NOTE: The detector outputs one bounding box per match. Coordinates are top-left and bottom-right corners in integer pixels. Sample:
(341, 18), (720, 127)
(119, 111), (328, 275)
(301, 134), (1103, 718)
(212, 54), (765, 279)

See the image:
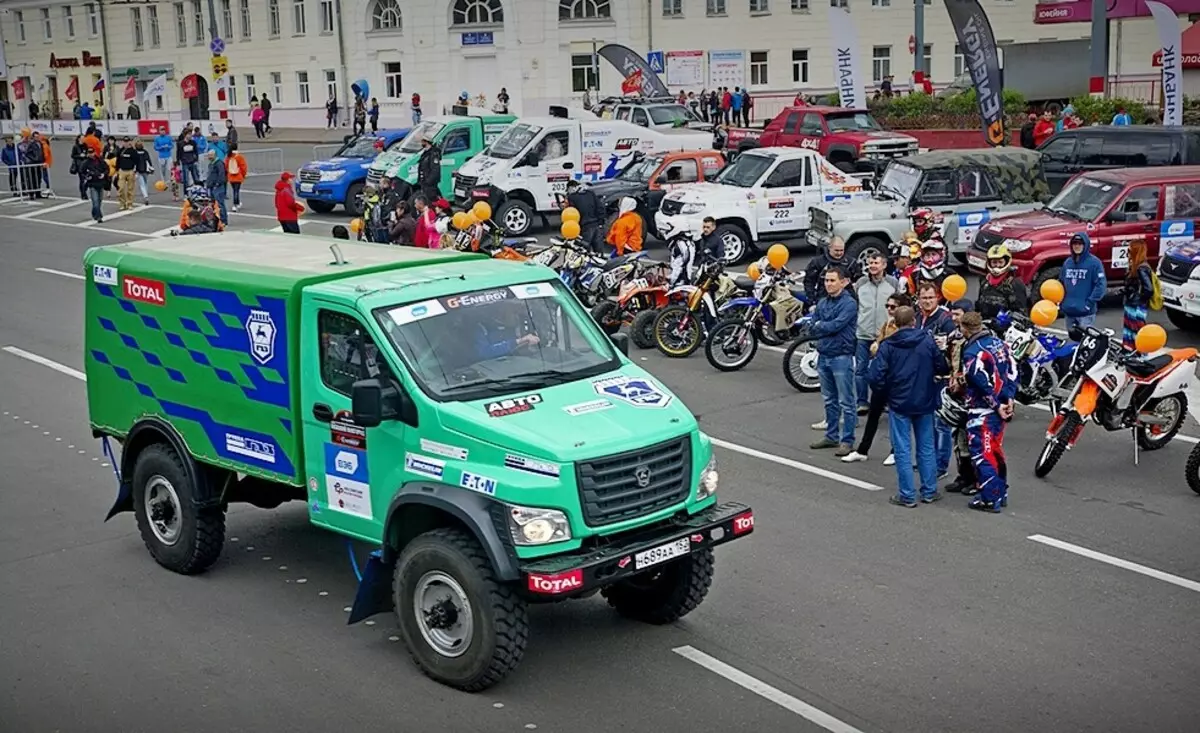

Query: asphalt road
(1, 143), (1199, 732)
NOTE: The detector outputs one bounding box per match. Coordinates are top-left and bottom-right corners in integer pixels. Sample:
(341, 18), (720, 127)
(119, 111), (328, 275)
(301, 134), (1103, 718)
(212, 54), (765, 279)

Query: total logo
(732, 511), (755, 536)
(123, 275), (166, 306)
(527, 569), (583, 594)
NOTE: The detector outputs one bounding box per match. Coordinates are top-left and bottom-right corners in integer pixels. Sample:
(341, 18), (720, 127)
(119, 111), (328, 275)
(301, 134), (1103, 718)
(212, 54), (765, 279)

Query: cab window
(319, 310), (396, 396)
(1105, 135), (1177, 167)
(632, 109), (649, 127)
(1039, 136), (1076, 163)
(799, 113), (824, 135)
(957, 169), (999, 201)
(535, 131), (570, 161)
(615, 106), (631, 121)
(802, 158), (813, 186)
(660, 159), (699, 184)
(764, 159), (803, 188)
(1165, 182), (1200, 218)
(442, 127), (471, 154)
(914, 170), (955, 204)
(1116, 184), (1161, 222)
(782, 112), (801, 135)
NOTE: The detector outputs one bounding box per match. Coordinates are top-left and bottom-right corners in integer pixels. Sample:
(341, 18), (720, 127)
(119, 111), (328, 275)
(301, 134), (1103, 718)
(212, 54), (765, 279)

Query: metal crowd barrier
(312, 144), (342, 160)
(2, 161), (54, 199)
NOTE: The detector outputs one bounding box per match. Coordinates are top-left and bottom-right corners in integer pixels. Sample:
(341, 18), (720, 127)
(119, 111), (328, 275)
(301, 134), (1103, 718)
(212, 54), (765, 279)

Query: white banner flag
(1147, 1), (1182, 126)
(828, 6), (865, 109)
(142, 73), (168, 101)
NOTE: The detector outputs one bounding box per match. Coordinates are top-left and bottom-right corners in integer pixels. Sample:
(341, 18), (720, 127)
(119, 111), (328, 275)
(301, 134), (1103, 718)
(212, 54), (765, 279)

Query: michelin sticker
(93, 264), (118, 286)
(420, 439), (468, 461)
(510, 282), (556, 299)
(592, 376), (672, 408)
(460, 471), (498, 495)
(564, 399), (613, 416)
(504, 453), (560, 478)
(389, 299), (447, 326)
(225, 433), (277, 464)
(246, 309), (277, 366)
(404, 452), (445, 480)
(323, 443), (372, 519)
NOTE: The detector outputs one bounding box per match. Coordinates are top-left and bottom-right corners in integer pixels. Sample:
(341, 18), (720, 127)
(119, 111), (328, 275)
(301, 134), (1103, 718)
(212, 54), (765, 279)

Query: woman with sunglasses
(842, 293), (911, 465)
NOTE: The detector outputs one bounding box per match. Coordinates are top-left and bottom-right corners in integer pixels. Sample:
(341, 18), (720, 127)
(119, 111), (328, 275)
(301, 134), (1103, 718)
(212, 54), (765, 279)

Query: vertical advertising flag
(123, 76), (137, 102)
(12, 78), (26, 101)
(64, 76), (80, 102)
(597, 44), (671, 98)
(142, 73), (168, 102)
(1147, 1), (1183, 126)
(943, 0), (1006, 146)
(827, 6), (865, 109)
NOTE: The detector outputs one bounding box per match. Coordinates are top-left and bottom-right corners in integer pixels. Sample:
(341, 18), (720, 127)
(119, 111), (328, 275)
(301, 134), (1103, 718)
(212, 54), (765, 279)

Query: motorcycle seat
(601, 253), (642, 272)
(1126, 353), (1172, 378)
(732, 274), (757, 291)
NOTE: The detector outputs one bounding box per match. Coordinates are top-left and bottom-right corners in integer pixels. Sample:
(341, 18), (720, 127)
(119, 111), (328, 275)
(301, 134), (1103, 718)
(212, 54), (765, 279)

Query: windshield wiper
(1049, 207), (1083, 220)
(440, 377), (520, 393)
(505, 368), (580, 385)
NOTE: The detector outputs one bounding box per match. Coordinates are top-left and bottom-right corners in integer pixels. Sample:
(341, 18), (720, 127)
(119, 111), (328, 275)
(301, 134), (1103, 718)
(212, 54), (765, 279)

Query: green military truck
(366, 111), (515, 197)
(85, 234), (753, 691)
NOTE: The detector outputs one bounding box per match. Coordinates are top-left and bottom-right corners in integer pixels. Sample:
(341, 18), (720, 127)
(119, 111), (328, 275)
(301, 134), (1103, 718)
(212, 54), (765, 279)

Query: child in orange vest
(225, 143), (248, 212)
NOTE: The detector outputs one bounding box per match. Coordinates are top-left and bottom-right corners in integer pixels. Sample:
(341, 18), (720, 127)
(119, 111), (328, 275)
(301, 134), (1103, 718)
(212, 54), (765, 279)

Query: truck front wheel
(601, 548), (714, 624)
(496, 199), (535, 236)
(344, 182), (366, 216)
(306, 200), (336, 214)
(713, 224), (751, 264)
(131, 443), (225, 575)
(394, 527), (529, 692)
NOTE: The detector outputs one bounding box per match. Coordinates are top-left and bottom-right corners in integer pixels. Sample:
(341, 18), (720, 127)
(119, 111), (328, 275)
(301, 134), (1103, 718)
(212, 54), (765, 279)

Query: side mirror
(610, 332), (630, 357)
(351, 379), (384, 428)
(1107, 209), (1128, 223)
(518, 153), (538, 169)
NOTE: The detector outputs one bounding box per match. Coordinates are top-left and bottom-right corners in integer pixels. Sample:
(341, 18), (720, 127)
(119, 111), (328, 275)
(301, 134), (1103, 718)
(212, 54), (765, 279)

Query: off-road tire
(496, 199), (535, 236)
(782, 337), (822, 393)
(705, 318), (759, 372)
(344, 182), (366, 216)
(1185, 443), (1200, 495)
(305, 200), (336, 214)
(1137, 394), (1187, 451)
(1034, 411), (1082, 479)
(590, 300), (622, 335)
(630, 309), (659, 349)
(601, 548), (714, 624)
(393, 528), (528, 692)
(654, 305), (703, 358)
(713, 223), (751, 265)
(847, 235), (889, 271)
(131, 443), (225, 574)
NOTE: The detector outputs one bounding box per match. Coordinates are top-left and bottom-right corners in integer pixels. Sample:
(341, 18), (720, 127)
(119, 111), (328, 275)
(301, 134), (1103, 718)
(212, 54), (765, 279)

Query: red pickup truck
(725, 105), (919, 174)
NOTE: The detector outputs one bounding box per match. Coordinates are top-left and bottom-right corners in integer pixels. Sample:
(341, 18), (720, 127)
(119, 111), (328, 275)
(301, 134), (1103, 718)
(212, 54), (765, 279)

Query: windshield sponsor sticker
(389, 299), (446, 325)
(509, 282), (556, 299)
(593, 376), (673, 408)
(404, 452), (445, 480)
(245, 309), (277, 365)
(420, 439), (468, 461)
(93, 264), (118, 286)
(563, 398), (613, 416)
(486, 394), (542, 417)
(443, 288), (511, 309)
(123, 275), (166, 306)
(460, 471), (498, 496)
(504, 453), (560, 477)
(225, 433), (277, 464)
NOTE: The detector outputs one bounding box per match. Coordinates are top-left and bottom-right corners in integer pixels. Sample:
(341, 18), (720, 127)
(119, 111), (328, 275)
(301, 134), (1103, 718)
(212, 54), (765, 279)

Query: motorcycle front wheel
(654, 305), (703, 358)
(705, 318), (759, 372)
(1034, 411), (1083, 479)
(590, 300), (623, 336)
(782, 338), (821, 393)
(1185, 442), (1200, 495)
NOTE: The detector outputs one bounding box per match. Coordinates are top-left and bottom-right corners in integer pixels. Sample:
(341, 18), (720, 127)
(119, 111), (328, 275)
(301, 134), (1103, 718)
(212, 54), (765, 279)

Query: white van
(453, 116), (712, 235)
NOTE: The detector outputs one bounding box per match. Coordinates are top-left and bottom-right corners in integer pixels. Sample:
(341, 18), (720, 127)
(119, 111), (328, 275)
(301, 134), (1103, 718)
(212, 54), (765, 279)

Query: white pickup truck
(653, 147), (872, 263)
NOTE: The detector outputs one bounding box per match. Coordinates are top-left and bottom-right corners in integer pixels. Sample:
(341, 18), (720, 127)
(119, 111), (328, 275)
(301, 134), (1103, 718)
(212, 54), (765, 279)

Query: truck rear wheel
(131, 443), (225, 575)
(496, 200), (535, 236)
(601, 548), (714, 624)
(847, 235), (888, 271)
(394, 527), (528, 692)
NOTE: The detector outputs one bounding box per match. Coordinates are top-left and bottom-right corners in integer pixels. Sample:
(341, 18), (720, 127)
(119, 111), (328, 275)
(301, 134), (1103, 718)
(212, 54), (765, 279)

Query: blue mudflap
(101, 436), (134, 521)
(347, 548), (393, 624)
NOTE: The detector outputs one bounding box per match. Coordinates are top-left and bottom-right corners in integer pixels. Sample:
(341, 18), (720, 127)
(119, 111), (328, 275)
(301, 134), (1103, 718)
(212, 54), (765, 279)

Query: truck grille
(974, 228), (1004, 254)
(298, 169), (321, 184)
(809, 208), (832, 236)
(1159, 255), (1193, 285)
(863, 141), (919, 159)
(659, 199), (683, 216)
(576, 436), (692, 527)
(453, 174), (478, 205)
(366, 169), (382, 189)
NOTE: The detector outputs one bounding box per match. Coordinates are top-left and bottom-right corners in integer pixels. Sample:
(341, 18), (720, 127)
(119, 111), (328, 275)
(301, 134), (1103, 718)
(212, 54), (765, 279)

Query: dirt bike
(1034, 326), (1198, 478)
(527, 237), (608, 307)
(704, 272), (811, 372)
(653, 264), (747, 358)
(995, 311), (1077, 410)
(451, 222), (539, 262)
(590, 262), (670, 347)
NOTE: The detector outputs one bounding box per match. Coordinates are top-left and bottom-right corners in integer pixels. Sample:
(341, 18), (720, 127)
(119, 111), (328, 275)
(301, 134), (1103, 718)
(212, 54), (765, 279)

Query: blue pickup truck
(295, 128), (410, 215)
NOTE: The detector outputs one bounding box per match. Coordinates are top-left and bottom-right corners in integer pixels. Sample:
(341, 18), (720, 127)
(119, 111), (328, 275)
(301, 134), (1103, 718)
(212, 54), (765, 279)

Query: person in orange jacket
(34, 132), (53, 191)
(225, 142), (248, 212)
(605, 196), (643, 257)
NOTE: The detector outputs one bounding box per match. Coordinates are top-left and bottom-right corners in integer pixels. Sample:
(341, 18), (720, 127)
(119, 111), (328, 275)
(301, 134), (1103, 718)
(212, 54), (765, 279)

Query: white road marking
(0, 214), (146, 238)
(710, 437), (884, 491)
(78, 206), (143, 226)
(674, 646), (866, 733)
(149, 226), (177, 237)
(35, 267), (85, 280)
(13, 199), (88, 219)
(1, 347), (87, 381)
(1028, 534), (1200, 594)
(146, 204), (279, 221)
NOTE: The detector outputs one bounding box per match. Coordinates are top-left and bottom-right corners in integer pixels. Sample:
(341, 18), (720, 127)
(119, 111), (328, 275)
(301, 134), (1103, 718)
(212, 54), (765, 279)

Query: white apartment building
(0, 0), (1184, 126)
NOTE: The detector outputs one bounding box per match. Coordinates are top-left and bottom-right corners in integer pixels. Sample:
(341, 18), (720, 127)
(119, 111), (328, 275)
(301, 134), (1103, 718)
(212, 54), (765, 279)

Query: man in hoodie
(854, 253), (900, 415)
(804, 237), (857, 304)
(868, 305), (949, 507)
(153, 126), (174, 185)
(606, 197), (644, 256)
(275, 171), (305, 233)
(809, 266), (860, 457)
(115, 138), (139, 211)
(1061, 232), (1107, 333)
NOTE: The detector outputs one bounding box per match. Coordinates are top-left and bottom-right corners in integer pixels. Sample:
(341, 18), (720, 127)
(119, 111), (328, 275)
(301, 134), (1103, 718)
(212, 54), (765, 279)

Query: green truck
(85, 234), (754, 691)
(366, 111), (515, 196)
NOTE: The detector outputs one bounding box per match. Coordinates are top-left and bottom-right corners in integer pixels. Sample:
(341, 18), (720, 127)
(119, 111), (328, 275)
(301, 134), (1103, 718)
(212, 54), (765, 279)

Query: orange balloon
(561, 206), (581, 223)
(464, 211), (478, 226)
(747, 262), (762, 281)
(1135, 323), (1167, 354)
(1039, 278), (1065, 305)
(472, 201), (492, 221)
(452, 212), (469, 230)
(941, 274), (967, 302)
(560, 220), (581, 240)
(349, 218), (364, 233)
(1030, 299), (1059, 328)
(767, 243), (789, 269)
(154, 180), (167, 192)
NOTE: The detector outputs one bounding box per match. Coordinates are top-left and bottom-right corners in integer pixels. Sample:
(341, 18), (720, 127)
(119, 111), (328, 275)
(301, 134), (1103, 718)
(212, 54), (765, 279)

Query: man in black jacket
(698, 216), (724, 262)
(1019, 113), (1037, 150)
(417, 137), (441, 201)
(80, 148), (109, 222)
(564, 179), (603, 252)
(804, 237), (858, 304)
(176, 130), (200, 188)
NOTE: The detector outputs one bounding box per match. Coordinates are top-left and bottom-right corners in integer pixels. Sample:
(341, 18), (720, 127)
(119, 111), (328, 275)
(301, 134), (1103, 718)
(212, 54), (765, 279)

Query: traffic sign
(209, 36), (225, 54)
(647, 51), (665, 75)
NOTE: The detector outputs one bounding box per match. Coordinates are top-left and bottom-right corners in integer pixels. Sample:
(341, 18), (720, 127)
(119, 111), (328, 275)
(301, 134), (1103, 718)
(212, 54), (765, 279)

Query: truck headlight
(1189, 263), (1200, 281)
(318, 170), (346, 182)
(697, 455), (719, 500)
(1002, 238), (1033, 253)
(507, 504), (572, 546)
(679, 203), (705, 215)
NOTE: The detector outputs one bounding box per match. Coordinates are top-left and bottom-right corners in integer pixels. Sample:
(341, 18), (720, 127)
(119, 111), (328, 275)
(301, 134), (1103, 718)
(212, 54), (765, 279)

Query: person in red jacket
(274, 171), (305, 233)
(1032, 110), (1056, 148)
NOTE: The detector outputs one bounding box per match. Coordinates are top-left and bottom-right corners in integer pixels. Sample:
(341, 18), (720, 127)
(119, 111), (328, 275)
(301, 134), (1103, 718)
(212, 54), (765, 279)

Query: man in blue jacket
(1061, 232), (1107, 333)
(915, 281), (957, 477)
(809, 266), (859, 457)
(869, 305), (949, 507)
(153, 125), (174, 185)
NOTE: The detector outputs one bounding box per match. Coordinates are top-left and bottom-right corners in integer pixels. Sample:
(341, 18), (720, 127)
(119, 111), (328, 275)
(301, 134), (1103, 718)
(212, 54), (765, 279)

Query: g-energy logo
(959, 14), (1004, 144)
(444, 289), (509, 309)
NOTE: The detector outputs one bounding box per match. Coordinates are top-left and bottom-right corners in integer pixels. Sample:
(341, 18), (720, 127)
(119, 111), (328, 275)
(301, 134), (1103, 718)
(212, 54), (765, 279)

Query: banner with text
(827, 6), (865, 109)
(597, 44), (671, 98)
(1147, 1), (1183, 126)
(944, 0), (1005, 147)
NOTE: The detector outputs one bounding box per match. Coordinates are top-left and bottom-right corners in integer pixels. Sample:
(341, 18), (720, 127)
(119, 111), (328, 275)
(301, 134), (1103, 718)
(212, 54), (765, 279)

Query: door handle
(312, 403), (334, 423)
(562, 162), (574, 169)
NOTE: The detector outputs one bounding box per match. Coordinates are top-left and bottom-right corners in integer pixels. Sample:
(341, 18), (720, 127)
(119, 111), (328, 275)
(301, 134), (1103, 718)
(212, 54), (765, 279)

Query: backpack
(1149, 269), (1164, 311)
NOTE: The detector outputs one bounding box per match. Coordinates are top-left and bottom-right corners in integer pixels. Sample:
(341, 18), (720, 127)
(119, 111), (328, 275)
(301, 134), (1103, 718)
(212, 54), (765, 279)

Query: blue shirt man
(808, 265), (859, 455)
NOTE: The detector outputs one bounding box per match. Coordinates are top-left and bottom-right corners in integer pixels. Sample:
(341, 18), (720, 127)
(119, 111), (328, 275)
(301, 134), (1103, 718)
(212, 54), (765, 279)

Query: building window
(268, 0), (281, 36)
(40, 8), (52, 40)
(192, 0), (205, 44)
(63, 6), (75, 39)
(452, 0), (504, 26)
(174, 3), (187, 45)
(271, 72), (282, 102)
(872, 46), (891, 83)
(791, 49), (809, 84)
(320, 0), (334, 32)
(293, 0), (306, 34)
(663, 0), (682, 16)
(791, 0), (808, 10)
(148, 6), (160, 47)
(830, 0), (846, 7)
(371, 0), (403, 30)
(221, 0), (234, 38)
(14, 11), (25, 43)
(245, 73), (257, 101)
(86, 3), (100, 36)
(750, 0), (769, 12)
(239, 0), (252, 37)
(559, 0), (611, 20)
(570, 54), (597, 93)
(227, 76), (238, 106)
(922, 43), (932, 77)
(750, 51), (768, 86)
(871, 0), (890, 6)
(297, 71), (311, 104)
(132, 8), (144, 50)
(383, 62), (403, 97)
(707, 0), (727, 15)
(953, 44), (964, 78)
(324, 70), (337, 100)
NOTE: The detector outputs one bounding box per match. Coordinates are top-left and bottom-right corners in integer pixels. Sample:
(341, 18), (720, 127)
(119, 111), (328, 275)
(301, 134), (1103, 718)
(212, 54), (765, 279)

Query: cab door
(299, 300), (409, 538)
(1038, 135), (1079, 194)
(756, 157), (807, 236)
(773, 111), (803, 147)
(945, 168), (1002, 255)
(532, 127), (576, 210)
(797, 112), (826, 153)
(1094, 184), (1162, 279)
(438, 123), (473, 194)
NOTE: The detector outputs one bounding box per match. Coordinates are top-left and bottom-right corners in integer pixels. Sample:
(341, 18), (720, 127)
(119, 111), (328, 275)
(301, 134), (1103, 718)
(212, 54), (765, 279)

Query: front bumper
(655, 211), (705, 239)
(1161, 279), (1200, 315)
(520, 501), (754, 599)
(295, 182), (345, 203)
(453, 181), (502, 210)
(806, 229), (831, 249)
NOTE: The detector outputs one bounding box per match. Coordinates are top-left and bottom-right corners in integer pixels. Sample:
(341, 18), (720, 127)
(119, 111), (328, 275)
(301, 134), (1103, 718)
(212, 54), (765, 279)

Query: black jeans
(280, 220), (301, 234)
(855, 389), (888, 456)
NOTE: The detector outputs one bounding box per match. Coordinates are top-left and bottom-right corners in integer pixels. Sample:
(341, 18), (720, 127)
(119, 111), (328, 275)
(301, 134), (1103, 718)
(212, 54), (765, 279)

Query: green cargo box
(83, 233), (483, 485)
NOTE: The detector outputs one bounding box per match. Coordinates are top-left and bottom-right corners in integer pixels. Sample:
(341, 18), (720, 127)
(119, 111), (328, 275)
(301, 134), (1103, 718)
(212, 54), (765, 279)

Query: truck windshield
(617, 156), (663, 182)
(825, 112), (882, 132)
(337, 135), (386, 158)
(712, 153), (774, 188)
(1046, 176), (1122, 221)
(398, 121), (446, 153)
(487, 123), (543, 160)
(375, 280), (619, 401)
(875, 163), (921, 202)
(648, 105), (696, 126)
